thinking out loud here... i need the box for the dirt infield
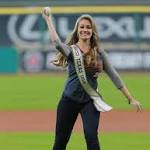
[0,110,149,132]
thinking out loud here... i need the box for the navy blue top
[63,52,98,103]
[54,40,124,103]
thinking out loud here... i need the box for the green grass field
[0,72,149,110]
[0,73,150,150]
[0,132,149,150]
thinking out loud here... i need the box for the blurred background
[0,0,150,73]
[0,0,150,150]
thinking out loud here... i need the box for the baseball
[43,7,51,16]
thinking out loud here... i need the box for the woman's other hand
[129,98,142,112]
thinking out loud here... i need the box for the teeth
[81,32,89,35]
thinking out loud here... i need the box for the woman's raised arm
[42,7,59,43]
[42,7,70,57]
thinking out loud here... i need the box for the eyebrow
[79,24,91,26]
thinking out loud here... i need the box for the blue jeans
[52,96,100,150]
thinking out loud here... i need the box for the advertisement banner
[1,13,150,49]
[20,50,150,72]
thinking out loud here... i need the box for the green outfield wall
[0,6,150,73]
[0,47,19,73]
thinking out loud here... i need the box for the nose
[83,27,88,32]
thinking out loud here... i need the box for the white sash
[71,45,112,112]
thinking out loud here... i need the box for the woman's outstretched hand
[129,98,142,112]
[121,86,142,112]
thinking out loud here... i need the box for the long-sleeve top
[54,40,124,103]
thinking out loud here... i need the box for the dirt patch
[0,110,149,132]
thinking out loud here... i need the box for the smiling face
[77,19,93,41]
[67,15,100,50]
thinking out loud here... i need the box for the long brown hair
[53,14,100,67]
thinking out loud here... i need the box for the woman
[42,7,141,150]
